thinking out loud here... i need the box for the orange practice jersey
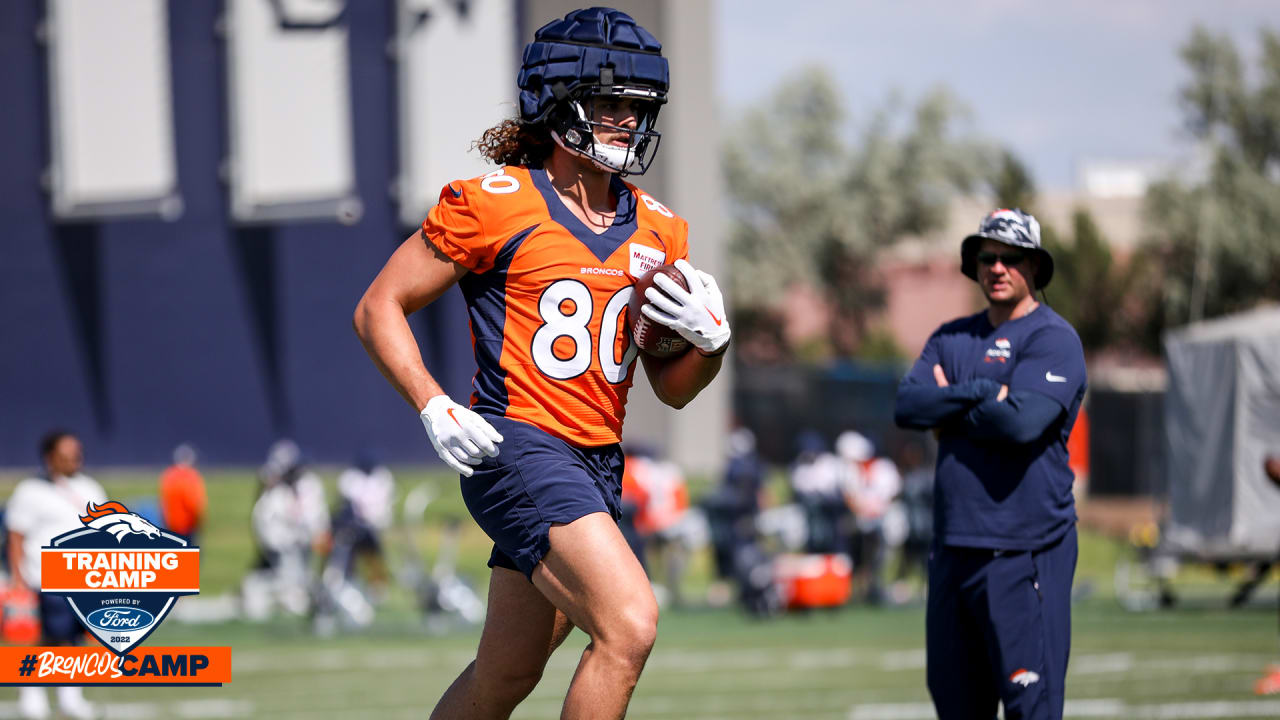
[422,166,689,447]
[159,464,207,536]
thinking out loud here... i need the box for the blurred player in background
[158,443,207,543]
[895,209,1086,720]
[313,450,395,630]
[243,440,329,619]
[704,427,766,605]
[1254,454,1280,695]
[836,431,901,605]
[6,431,105,720]
[330,450,394,593]
[891,438,935,602]
[790,431,848,554]
[353,8,730,718]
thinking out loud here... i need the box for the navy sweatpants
[926,526,1077,720]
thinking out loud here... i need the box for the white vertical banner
[658,0,729,475]
[395,0,515,228]
[225,0,361,224]
[46,0,181,220]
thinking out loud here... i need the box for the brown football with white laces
[628,264,690,358]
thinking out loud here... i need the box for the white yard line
[99,703,158,720]
[0,699,253,720]
[1069,653,1136,674]
[847,701,937,720]
[842,699,1280,720]
[878,649,928,671]
[1133,699,1280,718]
[56,694,1277,720]
[229,644,1271,677]
[174,699,255,718]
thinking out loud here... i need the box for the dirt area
[1076,495,1165,540]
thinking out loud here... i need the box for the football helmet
[517,7,668,175]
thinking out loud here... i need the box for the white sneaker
[55,686,97,720]
[18,686,50,720]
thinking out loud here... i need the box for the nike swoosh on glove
[640,258,731,355]
[419,395,504,477]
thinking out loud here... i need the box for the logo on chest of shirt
[985,337,1011,363]
[628,243,666,278]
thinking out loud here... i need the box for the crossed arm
[894,364,1063,444]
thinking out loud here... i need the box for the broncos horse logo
[80,501,162,542]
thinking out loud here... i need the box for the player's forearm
[893,379,1000,430]
[645,348,724,409]
[7,531,26,590]
[353,295,446,411]
[958,390,1062,444]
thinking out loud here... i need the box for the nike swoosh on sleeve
[1045,371,1067,383]
[448,184,462,198]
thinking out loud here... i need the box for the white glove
[419,395,504,477]
[641,258,731,355]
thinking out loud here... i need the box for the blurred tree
[1138,26,1280,346]
[991,150,1037,213]
[1042,212,1128,352]
[724,67,992,362]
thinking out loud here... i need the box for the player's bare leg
[533,512,659,720]
[430,566,574,720]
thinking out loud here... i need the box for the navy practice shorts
[40,594,83,645]
[459,416,625,580]
[926,526,1078,720]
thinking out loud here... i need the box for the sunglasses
[976,250,1027,267]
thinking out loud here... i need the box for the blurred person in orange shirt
[621,448,691,607]
[1066,404,1089,501]
[159,443,207,543]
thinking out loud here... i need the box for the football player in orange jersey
[353,8,729,719]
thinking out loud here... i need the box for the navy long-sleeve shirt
[894,305,1087,550]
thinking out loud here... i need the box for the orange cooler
[774,553,853,609]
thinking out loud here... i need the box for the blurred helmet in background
[835,431,874,463]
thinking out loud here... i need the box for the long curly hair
[474,118,555,168]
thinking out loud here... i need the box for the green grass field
[0,469,1275,719]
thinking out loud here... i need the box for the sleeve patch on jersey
[629,243,666,278]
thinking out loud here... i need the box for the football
[628,264,691,358]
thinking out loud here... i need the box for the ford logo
[85,607,155,631]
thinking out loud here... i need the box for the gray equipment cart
[1117,306,1280,610]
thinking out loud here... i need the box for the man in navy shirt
[895,208,1086,720]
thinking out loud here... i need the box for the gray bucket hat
[960,208,1054,289]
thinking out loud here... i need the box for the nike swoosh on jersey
[449,184,462,198]
[1045,371,1067,383]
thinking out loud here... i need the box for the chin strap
[550,130,636,174]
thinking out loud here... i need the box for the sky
[715,0,1280,190]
